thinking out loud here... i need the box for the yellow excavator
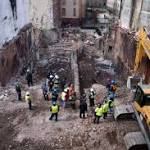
[114,27,150,150]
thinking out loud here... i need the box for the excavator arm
[134,27,150,71]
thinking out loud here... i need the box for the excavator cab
[134,85,150,107]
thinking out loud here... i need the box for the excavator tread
[114,104,134,120]
[124,131,148,150]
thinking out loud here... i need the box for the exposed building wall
[0,0,29,47]
[0,0,55,48]
[120,0,132,29]
[0,24,41,86]
[61,0,86,26]
[61,0,80,19]
[29,0,54,30]
[53,0,61,28]
[138,0,150,28]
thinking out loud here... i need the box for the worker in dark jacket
[15,82,22,101]
[41,82,49,100]
[26,69,33,87]
[79,98,87,119]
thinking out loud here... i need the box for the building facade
[0,0,60,48]
[60,0,86,26]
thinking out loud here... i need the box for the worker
[51,88,59,104]
[49,101,59,121]
[25,92,32,110]
[94,104,103,124]
[26,69,33,87]
[79,98,87,119]
[48,75,54,91]
[102,100,109,119]
[89,88,96,107]
[106,78,111,95]
[68,83,75,101]
[107,97,114,113]
[15,82,22,101]
[60,77,67,91]
[110,80,117,99]
[61,89,67,109]
[53,74,59,87]
[41,82,49,100]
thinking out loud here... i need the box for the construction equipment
[134,27,150,73]
[114,84,150,150]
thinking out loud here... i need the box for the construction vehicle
[114,84,150,150]
[114,27,150,150]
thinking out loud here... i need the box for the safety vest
[51,105,59,113]
[25,95,32,102]
[108,100,114,108]
[95,107,103,117]
[61,92,66,101]
[102,103,109,113]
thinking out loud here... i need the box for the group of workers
[93,79,117,123]
[79,79,117,124]
[15,69,33,110]
[15,69,117,123]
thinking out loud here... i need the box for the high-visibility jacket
[108,99,114,108]
[102,103,109,113]
[95,107,103,117]
[51,105,59,113]
[61,92,66,101]
[25,95,32,102]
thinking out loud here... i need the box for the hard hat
[50,75,53,78]
[26,92,30,96]
[53,101,56,105]
[111,80,116,84]
[90,88,94,92]
[27,69,30,72]
[55,75,59,79]
[64,88,68,92]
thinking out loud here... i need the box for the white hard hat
[90,88,94,92]
[26,92,30,95]
[50,75,53,78]
[55,75,59,79]
[64,88,68,92]
[27,69,30,72]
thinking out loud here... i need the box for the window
[62,0,66,5]
[73,8,76,17]
[62,8,66,16]
[73,0,76,5]
[134,87,143,105]
[143,95,150,105]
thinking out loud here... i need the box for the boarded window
[62,8,66,16]
[73,8,76,16]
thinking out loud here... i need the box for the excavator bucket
[114,104,134,120]
[124,131,148,150]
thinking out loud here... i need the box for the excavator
[114,27,150,150]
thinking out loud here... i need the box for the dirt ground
[0,80,139,150]
[0,30,139,150]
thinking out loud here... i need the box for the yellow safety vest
[25,95,32,102]
[51,105,59,113]
[95,107,103,117]
[102,103,109,113]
